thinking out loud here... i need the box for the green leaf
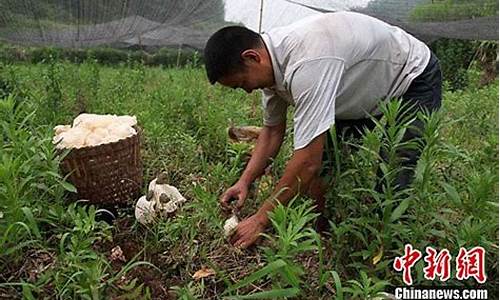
[21,207,41,239]
[331,270,344,300]
[59,232,70,254]
[225,259,286,294]
[390,199,411,222]
[2,222,31,246]
[120,278,139,291]
[3,240,37,256]
[441,182,461,205]
[22,283,36,300]
[487,201,498,208]
[61,180,77,193]
[278,264,302,287]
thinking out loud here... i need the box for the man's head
[204,26,275,93]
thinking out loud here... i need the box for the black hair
[204,26,262,84]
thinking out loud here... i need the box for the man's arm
[220,122,286,209]
[231,59,343,247]
[240,122,286,185]
[230,132,326,248]
[256,131,325,220]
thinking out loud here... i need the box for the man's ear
[241,49,261,64]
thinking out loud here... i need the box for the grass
[0,58,498,299]
[409,0,498,22]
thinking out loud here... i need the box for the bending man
[204,12,442,248]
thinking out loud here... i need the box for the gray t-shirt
[261,12,431,150]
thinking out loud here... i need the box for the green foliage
[0,43,203,67]
[325,94,498,293]
[430,39,499,91]
[410,0,498,22]
[356,0,424,20]
[225,199,321,299]
[0,95,68,259]
[0,61,497,298]
[344,271,390,299]
[261,199,322,289]
[430,39,478,90]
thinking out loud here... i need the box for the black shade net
[0,0,497,52]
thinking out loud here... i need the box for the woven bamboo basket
[59,127,143,205]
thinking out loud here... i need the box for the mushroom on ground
[135,174,187,224]
[134,195,156,225]
[223,215,239,237]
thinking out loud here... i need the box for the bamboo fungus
[53,113,137,149]
[134,173,187,225]
[223,215,239,237]
[134,195,156,225]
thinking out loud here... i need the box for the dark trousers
[323,52,442,192]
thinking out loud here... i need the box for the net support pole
[258,0,264,33]
[76,0,81,44]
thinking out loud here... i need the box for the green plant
[0,95,70,260]
[344,271,390,299]
[224,259,300,299]
[172,281,204,300]
[40,55,64,124]
[224,198,322,298]
[261,198,322,288]
[409,0,498,22]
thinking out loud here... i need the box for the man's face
[218,67,268,94]
[217,48,275,94]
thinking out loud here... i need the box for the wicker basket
[59,128,143,205]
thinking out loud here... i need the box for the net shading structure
[0,0,497,52]
[286,0,498,42]
[0,0,225,51]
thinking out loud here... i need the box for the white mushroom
[149,178,186,206]
[116,115,137,127]
[56,126,91,149]
[134,195,156,225]
[161,201,179,215]
[134,175,187,225]
[224,215,239,237]
[107,123,136,141]
[53,113,137,148]
[53,125,71,135]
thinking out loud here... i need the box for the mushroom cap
[223,215,239,237]
[135,196,156,225]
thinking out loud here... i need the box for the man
[204,12,442,249]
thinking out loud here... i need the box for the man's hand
[230,213,269,249]
[220,124,285,212]
[220,181,249,211]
